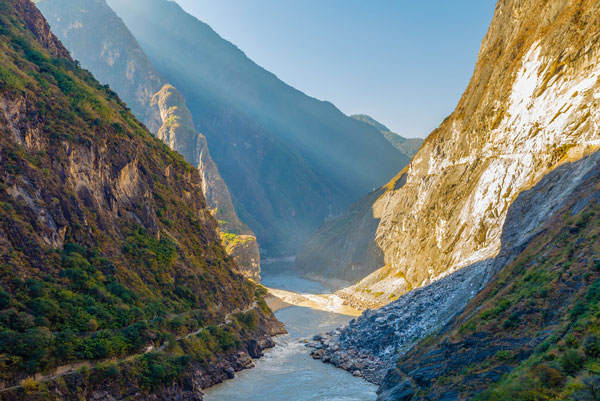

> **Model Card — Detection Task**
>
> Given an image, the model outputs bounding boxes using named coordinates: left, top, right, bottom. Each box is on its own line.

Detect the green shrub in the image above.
left=0, top=288, right=11, bottom=309
left=560, top=349, right=585, bottom=374
left=502, top=312, right=521, bottom=329
left=584, top=335, right=600, bottom=357
left=536, top=363, right=565, bottom=388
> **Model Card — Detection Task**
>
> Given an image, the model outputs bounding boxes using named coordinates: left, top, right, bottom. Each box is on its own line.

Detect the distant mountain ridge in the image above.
left=105, top=0, right=409, bottom=256
left=350, top=114, right=424, bottom=161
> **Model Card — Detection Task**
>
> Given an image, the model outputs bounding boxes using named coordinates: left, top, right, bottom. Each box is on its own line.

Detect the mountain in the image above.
left=306, top=0, right=600, bottom=398
left=36, top=0, right=261, bottom=281
left=376, top=155, right=600, bottom=400
left=350, top=114, right=424, bottom=160
left=0, top=1, right=283, bottom=398
left=150, top=84, right=261, bottom=281
left=296, top=115, right=422, bottom=284
left=104, top=0, right=409, bottom=256
left=301, top=0, right=600, bottom=309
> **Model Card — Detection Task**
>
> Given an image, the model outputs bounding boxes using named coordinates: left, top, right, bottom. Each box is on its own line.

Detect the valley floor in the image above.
left=203, top=261, right=376, bottom=401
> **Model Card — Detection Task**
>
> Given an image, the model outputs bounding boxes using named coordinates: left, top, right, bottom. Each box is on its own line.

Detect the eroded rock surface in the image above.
left=301, top=0, right=600, bottom=309
left=37, top=0, right=261, bottom=280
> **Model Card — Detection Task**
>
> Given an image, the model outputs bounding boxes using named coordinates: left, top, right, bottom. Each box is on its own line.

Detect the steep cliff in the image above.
left=305, top=0, right=600, bottom=308
left=37, top=0, right=261, bottom=280
left=377, top=153, right=600, bottom=400
left=307, top=0, right=600, bottom=398
left=150, top=84, right=260, bottom=281
left=310, top=152, right=600, bottom=387
left=0, top=1, right=283, bottom=399
left=105, top=0, right=408, bottom=256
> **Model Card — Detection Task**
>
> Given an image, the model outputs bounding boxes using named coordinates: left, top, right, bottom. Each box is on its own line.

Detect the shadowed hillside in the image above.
left=106, top=0, right=409, bottom=256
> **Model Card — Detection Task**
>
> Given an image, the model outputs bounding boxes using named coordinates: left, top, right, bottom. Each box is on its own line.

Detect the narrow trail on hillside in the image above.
left=0, top=303, right=259, bottom=394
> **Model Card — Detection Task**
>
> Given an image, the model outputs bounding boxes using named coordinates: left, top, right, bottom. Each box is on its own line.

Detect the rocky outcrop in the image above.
left=307, top=262, right=489, bottom=384
left=151, top=84, right=261, bottom=281
left=307, top=0, right=600, bottom=394
left=302, top=0, right=600, bottom=308
left=375, top=152, right=600, bottom=400
left=11, top=0, right=71, bottom=60
left=37, top=0, right=261, bottom=280
left=309, top=151, right=600, bottom=386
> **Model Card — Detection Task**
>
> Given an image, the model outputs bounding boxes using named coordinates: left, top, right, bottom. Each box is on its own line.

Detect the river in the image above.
left=203, top=261, right=377, bottom=401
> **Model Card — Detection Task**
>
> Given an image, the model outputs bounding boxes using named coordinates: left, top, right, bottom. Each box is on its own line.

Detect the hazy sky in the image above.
left=174, top=0, right=496, bottom=138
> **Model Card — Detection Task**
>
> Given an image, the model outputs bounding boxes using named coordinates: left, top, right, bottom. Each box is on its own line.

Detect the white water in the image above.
left=203, top=261, right=377, bottom=401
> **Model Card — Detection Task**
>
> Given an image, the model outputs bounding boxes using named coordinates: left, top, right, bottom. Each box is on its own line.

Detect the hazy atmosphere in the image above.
left=175, top=0, right=496, bottom=138
left=2, top=0, right=599, bottom=400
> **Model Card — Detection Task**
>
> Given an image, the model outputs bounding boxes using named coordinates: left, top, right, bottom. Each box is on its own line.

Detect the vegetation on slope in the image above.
left=37, top=0, right=262, bottom=281
left=0, top=0, right=280, bottom=395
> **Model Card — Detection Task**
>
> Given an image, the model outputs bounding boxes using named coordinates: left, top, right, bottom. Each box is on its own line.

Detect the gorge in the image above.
left=1, top=0, right=600, bottom=400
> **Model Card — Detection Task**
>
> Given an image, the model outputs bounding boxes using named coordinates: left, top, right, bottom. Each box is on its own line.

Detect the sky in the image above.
left=174, top=1, right=497, bottom=138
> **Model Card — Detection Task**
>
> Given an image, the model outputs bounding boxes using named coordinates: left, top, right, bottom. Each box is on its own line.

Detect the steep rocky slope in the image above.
left=0, top=1, right=283, bottom=399
left=350, top=114, right=424, bottom=161
left=304, top=0, right=600, bottom=308
left=376, top=153, right=600, bottom=400
left=150, top=84, right=260, bottom=281
left=36, top=0, right=261, bottom=280
left=309, top=152, right=600, bottom=387
left=306, top=0, right=600, bottom=398
left=105, top=0, right=408, bottom=256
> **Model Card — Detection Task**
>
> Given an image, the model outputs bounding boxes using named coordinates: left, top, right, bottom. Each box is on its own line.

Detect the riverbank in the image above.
left=267, top=288, right=362, bottom=316
left=203, top=260, right=378, bottom=401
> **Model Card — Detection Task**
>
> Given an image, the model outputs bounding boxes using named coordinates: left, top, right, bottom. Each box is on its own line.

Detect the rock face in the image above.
left=37, top=0, right=261, bottom=280
left=302, top=0, right=600, bottom=308
left=309, top=152, right=600, bottom=388
left=376, top=153, right=600, bottom=400
left=307, top=0, right=600, bottom=398
left=150, top=84, right=261, bottom=281
left=105, top=0, right=409, bottom=257
left=0, top=1, right=282, bottom=398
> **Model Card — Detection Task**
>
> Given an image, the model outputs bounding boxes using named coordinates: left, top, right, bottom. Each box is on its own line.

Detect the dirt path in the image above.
left=0, top=304, right=257, bottom=393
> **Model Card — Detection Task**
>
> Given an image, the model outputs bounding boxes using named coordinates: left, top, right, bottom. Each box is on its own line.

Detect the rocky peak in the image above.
left=150, top=83, right=261, bottom=281
left=11, top=0, right=70, bottom=59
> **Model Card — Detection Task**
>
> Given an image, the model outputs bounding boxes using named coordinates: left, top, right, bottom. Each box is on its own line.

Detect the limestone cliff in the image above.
left=375, top=152, right=600, bottom=400
left=304, top=0, right=600, bottom=308
left=37, top=0, right=261, bottom=280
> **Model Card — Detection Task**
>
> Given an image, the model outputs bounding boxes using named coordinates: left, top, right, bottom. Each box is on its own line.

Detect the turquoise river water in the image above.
left=203, top=261, right=377, bottom=401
